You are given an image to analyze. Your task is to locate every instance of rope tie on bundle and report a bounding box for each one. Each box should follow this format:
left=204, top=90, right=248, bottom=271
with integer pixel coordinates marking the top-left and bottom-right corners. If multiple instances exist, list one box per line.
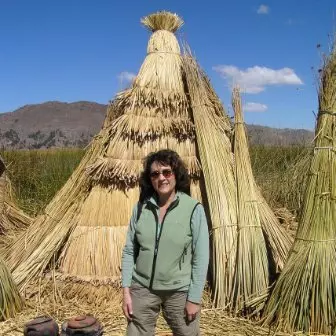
left=210, top=223, right=238, bottom=232
left=147, top=51, right=181, bottom=56
left=314, top=191, right=331, bottom=197
left=319, top=110, right=336, bottom=116
left=210, top=225, right=264, bottom=235
left=131, top=84, right=188, bottom=95
left=296, top=237, right=336, bottom=243
left=237, top=200, right=263, bottom=229
left=313, top=146, right=336, bottom=153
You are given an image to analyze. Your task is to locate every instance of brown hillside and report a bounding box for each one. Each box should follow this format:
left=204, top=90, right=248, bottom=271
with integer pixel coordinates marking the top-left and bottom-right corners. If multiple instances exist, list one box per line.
left=0, top=101, right=106, bottom=149
left=0, top=101, right=313, bottom=149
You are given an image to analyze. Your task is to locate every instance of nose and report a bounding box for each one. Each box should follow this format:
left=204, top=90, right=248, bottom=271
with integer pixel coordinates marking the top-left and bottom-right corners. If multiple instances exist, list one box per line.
left=158, top=173, right=166, bottom=181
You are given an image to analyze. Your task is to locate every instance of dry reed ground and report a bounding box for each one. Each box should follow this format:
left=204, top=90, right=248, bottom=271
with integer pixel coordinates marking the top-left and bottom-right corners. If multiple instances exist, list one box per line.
left=0, top=274, right=321, bottom=336
left=0, top=192, right=300, bottom=335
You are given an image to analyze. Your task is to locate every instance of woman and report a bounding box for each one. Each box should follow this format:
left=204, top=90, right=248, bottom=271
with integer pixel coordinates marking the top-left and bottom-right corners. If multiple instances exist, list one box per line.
left=121, top=149, right=209, bottom=336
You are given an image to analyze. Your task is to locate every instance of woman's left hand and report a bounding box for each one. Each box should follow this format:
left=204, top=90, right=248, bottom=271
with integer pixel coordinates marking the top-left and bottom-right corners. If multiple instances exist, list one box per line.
left=185, top=300, right=200, bottom=322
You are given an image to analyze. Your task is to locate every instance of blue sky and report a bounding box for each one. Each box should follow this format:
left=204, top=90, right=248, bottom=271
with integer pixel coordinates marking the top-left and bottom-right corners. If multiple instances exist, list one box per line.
left=0, top=1, right=335, bottom=130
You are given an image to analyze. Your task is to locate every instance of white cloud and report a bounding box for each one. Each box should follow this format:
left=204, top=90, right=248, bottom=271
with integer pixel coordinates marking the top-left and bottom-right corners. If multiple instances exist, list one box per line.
left=212, top=65, right=303, bottom=94
left=257, top=5, right=269, bottom=14
left=243, top=102, right=268, bottom=112
left=118, top=71, right=136, bottom=83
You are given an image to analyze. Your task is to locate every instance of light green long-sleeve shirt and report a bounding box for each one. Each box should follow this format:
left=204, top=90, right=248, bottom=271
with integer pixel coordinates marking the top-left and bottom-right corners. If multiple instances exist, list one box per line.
left=121, top=192, right=209, bottom=303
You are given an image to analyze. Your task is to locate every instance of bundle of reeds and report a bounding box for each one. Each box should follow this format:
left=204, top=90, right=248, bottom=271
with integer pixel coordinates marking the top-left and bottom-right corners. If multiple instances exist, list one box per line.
left=231, top=87, right=270, bottom=312
left=256, top=192, right=293, bottom=272
left=231, top=88, right=293, bottom=314
left=232, top=87, right=293, bottom=272
left=0, top=256, right=23, bottom=320
left=182, top=51, right=238, bottom=308
left=263, top=41, right=336, bottom=334
left=182, top=53, right=291, bottom=312
left=0, top=156, right=31, bottom=236
left=3, top=12, right=211, bottom=294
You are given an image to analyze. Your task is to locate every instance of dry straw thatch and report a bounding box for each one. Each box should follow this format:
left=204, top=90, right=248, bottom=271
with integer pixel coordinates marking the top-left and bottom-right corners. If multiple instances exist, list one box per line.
left=231, top=88, right=292, bottom=314
left=0, top=157, right=29, bottom=320
left=232, top=88, right=270, bottom=312
left=0, top=155, right=31, bottom=239
left=0, top=278, right=301, bottom=336
left=0, top=257, right=23, bottom=322
left=263, top=40, right=336, bottom=334
left=3, top=11, right=209, bottom=294
left=232, top=88, right=294, bottom=270
left=182, top=52, right=237, bottom=309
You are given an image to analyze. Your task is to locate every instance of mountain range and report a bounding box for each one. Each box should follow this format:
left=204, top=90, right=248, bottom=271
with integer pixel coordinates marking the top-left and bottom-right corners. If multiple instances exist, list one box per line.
left=0, top=101, right=314, bottom=149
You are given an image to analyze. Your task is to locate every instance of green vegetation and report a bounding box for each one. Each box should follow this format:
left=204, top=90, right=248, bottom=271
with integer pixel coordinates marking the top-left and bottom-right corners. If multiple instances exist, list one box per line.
left=1, top=146, right=309, bottom=217
left=1, top=148, right=84, bottom=215
left=251, top=145, right=310, bottom=214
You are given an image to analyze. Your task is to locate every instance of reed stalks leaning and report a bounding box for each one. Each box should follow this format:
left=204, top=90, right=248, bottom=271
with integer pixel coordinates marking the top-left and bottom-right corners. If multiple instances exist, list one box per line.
left=0, top=156, right=31, bottom=252
left=182, top=52, right=238, bottom=309
left=0, top=257, right=23, bottom=321
left=263, top=39, right=336, bottom=334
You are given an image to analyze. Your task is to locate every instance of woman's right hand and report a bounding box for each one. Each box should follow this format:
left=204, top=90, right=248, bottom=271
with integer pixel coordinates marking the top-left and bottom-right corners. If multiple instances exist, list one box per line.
left=122, top=287, right=133, bottom=321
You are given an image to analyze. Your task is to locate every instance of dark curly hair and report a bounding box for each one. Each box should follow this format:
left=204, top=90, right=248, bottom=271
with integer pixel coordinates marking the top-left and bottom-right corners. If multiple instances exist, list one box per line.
left=139, top=149, right=190, bottom=202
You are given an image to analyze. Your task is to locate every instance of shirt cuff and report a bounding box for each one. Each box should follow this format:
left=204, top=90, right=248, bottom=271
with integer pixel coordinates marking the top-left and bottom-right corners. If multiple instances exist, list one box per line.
left=187, top=287, right=202, bottom=304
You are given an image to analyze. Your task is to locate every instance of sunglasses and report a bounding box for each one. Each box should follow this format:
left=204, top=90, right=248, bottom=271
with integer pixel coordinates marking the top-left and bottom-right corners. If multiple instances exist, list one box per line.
left=150, top=169, right=174, bottom=179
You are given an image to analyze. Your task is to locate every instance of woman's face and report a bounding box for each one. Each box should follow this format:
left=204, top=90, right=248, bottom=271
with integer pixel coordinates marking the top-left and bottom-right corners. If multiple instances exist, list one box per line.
left=149, top=161, right=176, bottom=198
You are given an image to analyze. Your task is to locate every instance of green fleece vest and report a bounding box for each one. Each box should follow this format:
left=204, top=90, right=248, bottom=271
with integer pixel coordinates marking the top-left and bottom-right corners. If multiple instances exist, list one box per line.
left=133, top=193, right=199, bottom=290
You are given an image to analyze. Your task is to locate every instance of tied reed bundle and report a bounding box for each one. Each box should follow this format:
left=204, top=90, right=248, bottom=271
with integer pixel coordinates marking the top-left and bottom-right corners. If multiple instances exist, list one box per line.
left=256, top=193, right=293, bottom=272
left=231, top=88, right=270, bottom=313
left=141, top=10, right=183, bottom=33
left=0, top=257, right=23, bottom=320
left=4, top=12, right=204, bottom=295
left=232, top=90, right=292, bottom=275
left=263, top=40, right=336, bottom=334
left=0, top=156, right=31, bottom=246
left=182, top=51, right=237, bottom=309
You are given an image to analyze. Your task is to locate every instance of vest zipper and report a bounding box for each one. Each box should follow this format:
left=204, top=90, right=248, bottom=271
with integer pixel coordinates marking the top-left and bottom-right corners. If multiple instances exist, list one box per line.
left=149, top=199, right=178, bottom=289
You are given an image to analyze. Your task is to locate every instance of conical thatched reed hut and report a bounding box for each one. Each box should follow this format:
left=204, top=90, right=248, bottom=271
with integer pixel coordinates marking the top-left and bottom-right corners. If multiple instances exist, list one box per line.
left=0, top=155, right=31, bottom=236
left=263, top=41, right=336, bottom=334
left=4, top=12, right=231, bottom=295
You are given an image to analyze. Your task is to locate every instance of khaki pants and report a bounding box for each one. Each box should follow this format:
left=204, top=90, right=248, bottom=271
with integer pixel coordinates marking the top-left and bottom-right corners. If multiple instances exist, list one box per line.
left=126, top=282, right=200, bottom=336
